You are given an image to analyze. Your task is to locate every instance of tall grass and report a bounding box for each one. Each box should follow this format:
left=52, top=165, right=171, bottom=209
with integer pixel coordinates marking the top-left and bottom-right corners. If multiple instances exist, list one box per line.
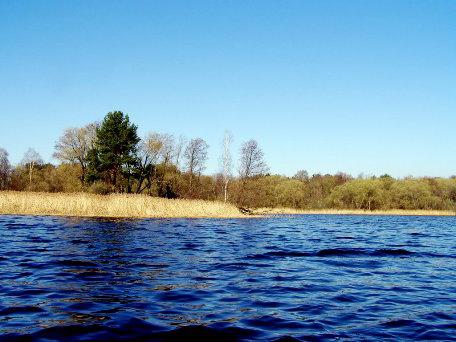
left=0, top=191, right=244, bottom=218
left=1, top=191, right=454, bottom=219
left=252, top=207, right=456, bottom=216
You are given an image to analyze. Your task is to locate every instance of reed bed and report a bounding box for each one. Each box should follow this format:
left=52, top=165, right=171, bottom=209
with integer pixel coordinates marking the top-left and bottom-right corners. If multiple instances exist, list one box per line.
left=252, top=207, right=456, bottom=216
left=0, top=191, right=244, bottom=218
left=1, top=192, right=454, bottom=219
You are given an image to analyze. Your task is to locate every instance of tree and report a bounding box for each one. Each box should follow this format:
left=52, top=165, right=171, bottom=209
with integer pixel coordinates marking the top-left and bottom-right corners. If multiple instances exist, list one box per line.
left=142, top=133, right=164, bottom=166
left=184, top=138, right=208, bottom=195
left=142, top=132, right=175, bottom=166
left=239, top=139, right=268, bottom=179
left=140, top=132, right=177, bottom=195
left=21, top=148, right=43, bottom=191
left=174, top=135, right=186, bottom=170
left=53, top=123, right=98, bottom=184
left=236, top=139, right=268, bottom=206
left=135, top=140, right=155, bottom=195
left=293, top=170, right=309, bottom=182
left=0, top=148, right=11, bottom=190
left=87, top=111, right=140, bottom=192
left=220, top=131, right=233, bottom=202
left=159, top=134, right=175, bottom=165
left=185, top=138, right=209, bottom=177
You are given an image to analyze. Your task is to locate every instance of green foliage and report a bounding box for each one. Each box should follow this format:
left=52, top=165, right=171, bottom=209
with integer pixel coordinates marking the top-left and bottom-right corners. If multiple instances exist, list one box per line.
left=87, top=181, right=111, bottom=195
left=328, top=179, right=389, bottom=210
left=87, top=111, right=140, bottom=192
left=389, top=179, right=443, bottom=210
left=10, top=163, right=83, bottom=193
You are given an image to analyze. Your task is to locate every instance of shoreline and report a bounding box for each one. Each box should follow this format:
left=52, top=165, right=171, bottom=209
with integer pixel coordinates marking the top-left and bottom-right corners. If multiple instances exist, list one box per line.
left=252, top=207, right=456, bottom=217
left=0, top=191, right=455, bottom=219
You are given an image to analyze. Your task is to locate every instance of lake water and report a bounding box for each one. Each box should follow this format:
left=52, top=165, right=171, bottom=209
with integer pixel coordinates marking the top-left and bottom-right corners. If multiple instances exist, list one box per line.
left=0, top=215, right=455, bottom=341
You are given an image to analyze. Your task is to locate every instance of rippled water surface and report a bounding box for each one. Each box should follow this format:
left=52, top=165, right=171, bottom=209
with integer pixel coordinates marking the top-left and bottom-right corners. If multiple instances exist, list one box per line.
left=0, top=215, right=455, bottom=341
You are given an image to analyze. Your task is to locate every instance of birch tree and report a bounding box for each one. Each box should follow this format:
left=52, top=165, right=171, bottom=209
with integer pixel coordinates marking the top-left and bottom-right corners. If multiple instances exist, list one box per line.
left=220, top=131, right=233, bottom=202
left=21, top=148, right=43, bottom=191
left=0, top=148, right=10, bottom=190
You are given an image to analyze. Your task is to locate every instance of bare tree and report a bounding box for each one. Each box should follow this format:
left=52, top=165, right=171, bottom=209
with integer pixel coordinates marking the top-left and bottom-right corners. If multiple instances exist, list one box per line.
left=239, top=139, right=268, bottom=179
left=220, top=131, right=233, bottom=202
left=174, top=135, right=186, bottom=170
left=21, top=148, right=43, bottom=191
left=159, top=134, right=175, bottom=165
left=53, top=123, right=98, bottom=184
left=293, top=170, right=309, bottom=182
left=0, top=148, right=11, bottom=190
left=135, top=143, right=154, bottom=195
left=184, top=138, right=209, bottom=194
left=142, top=132, right=165, bottom=165
left=140, top=133, right=177, bottom=195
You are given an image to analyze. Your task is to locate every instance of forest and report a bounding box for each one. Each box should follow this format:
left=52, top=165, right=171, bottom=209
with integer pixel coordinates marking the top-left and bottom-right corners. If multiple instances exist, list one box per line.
left=1, top=111, right=456, bottom=211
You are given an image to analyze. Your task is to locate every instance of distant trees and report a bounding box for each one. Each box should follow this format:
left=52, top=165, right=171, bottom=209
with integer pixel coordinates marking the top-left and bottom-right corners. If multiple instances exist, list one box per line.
left=293, top=170, right=309, bottom=182
left=21, top=148, right=43, bottom=191
left=328, top=179, right=387, bottom=210
left=0, top=148, right=11, bottom=190
left=86, top=111, right=140, bottom=192
left=53, top=123, right=98, bottom=184
left=3, top=110, right=456, bottom=212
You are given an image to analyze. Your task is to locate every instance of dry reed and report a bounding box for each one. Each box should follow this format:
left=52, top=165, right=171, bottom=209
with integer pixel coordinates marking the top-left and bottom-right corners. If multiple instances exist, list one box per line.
left=1, top=192, right=455, bottom=219
left=252, top=207, right=456, bottom=217
left=0, top=191, right=244, bottom=218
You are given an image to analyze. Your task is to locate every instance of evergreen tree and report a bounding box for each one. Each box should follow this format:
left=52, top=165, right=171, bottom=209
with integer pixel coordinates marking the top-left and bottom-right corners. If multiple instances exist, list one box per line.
left=87, top=111, right=140, bottom=192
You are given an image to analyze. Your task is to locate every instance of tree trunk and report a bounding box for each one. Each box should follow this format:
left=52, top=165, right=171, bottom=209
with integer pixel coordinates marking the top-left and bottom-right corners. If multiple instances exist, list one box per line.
left=224, top=179, right=228, bottom=202
left=28, top=162, right=34, bottom=191
left=80, top=164, right=86, bottom=185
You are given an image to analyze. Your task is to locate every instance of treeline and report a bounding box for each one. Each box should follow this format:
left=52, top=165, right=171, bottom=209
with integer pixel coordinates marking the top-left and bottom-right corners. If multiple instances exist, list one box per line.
left=1, top=111, right=456, bottom=211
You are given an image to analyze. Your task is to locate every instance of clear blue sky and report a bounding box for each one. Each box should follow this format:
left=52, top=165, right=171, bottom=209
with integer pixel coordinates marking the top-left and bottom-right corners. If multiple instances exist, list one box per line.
left=1, top=0, right=455, bottom=177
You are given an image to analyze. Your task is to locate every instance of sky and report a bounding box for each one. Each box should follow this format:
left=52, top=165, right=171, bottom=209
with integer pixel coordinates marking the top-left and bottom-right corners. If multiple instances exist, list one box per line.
left=0, top=0, right=455, bottom=178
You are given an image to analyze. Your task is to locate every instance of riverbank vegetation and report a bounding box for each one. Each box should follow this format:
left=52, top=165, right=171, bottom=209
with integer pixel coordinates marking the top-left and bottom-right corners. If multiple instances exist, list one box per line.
left=0, top=191, right=244, bottom=218
left=1, top=111, right=456, bottom=215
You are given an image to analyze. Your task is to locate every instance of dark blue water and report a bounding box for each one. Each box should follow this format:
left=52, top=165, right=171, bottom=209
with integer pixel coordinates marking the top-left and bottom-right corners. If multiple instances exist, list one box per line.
left=0, top=215, right=455, bottom=341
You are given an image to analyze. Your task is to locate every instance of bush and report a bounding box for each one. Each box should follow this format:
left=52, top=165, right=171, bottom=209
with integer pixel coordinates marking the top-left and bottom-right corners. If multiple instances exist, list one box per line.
left=87, top=181, right=111, bottom=195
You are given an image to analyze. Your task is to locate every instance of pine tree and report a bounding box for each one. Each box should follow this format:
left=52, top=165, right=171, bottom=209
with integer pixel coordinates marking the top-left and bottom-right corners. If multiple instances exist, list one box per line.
left=87, top=111, right=140, bottom=192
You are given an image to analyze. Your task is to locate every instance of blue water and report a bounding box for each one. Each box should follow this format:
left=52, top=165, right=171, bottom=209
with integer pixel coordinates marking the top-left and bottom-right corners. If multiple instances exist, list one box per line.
left=0, top=215, right=455, bottom=341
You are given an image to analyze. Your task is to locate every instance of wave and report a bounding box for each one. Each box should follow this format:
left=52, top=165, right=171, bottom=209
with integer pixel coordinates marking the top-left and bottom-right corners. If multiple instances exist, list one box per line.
left=0, top=320, right=262, bottom=342
left=53, top=260, right=98, bottom=267
left=0, top=306, right=45, bottom=316
left=249, top=248, right=416, bottom=259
